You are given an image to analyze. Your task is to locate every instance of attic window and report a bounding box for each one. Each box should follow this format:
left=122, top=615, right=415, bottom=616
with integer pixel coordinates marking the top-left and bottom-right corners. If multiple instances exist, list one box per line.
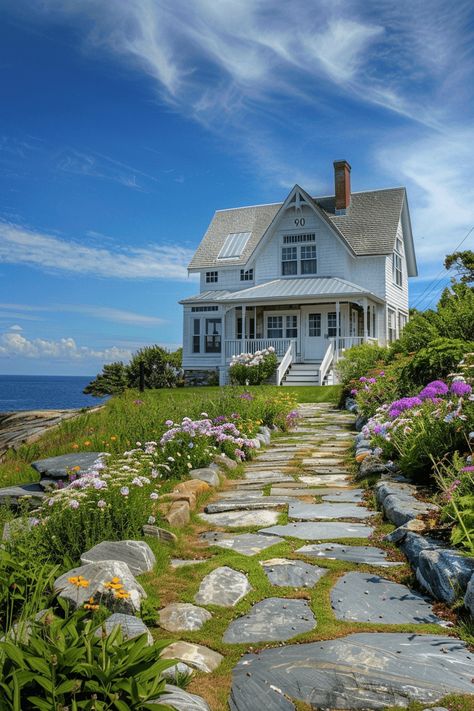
left=217, top=232, right=251, bottom=260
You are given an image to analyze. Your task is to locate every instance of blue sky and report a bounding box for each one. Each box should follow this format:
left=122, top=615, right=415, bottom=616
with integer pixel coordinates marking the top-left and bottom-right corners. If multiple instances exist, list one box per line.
left=0, top=0, right=473, bottom=375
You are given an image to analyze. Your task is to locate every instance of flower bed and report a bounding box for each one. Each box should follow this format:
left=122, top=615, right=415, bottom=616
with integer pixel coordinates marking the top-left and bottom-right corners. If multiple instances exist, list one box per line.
left=229, top=347, right=278, bottom=385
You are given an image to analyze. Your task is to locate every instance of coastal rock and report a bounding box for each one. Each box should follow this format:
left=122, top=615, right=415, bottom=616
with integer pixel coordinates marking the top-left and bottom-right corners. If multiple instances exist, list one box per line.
left=356, top=454, right=387, bottom=479
left=80, top=540, right=156, bottom=576
left=157, top=685, right=211, bottom=711
left=399, top=532, right=440, bottom=568
left=189, top=468, right=220, bottom=487
left=96, top=613, right=153, bottom=644
left=213, top=453, right=238, bottom=470
left=54, top=560, right=145, bottom=613
left=160, top=642, right=223, bottom=673
left=159, top=603, right=212, bottom=632
left=416, top=548, right=474, bottom=604
left=464, top=575, right=474, bottom=616
left=142, top=524, right=177, bottom=543
left=31, top=452, right=102, bottom=479
left=0, top=483, right=45, bottom=508
left=194, top=566, right=251, bottom=607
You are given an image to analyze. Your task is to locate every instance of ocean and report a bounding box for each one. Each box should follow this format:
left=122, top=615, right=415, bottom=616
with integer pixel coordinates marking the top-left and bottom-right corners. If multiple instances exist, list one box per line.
left=0, top=375, right=107, bottom=412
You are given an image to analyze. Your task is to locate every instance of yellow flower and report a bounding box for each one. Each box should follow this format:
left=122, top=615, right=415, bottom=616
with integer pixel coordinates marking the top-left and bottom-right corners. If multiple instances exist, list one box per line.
left=84, top=440, right=91, bottom=446
left=72, top=444, right=79, bottom=450
left=84, top=596, right=99, bottom=611
left=110, top=436, right=117, bottom=441
left=114, top=590, right=130, bottom=600
left=68, top=575, right=90, bottom=588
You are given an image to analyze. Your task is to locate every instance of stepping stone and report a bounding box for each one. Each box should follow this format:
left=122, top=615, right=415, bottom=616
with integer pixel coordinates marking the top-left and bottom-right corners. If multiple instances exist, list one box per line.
left=244, top=472, right=293, bottom=482
left=31, top=452, right=102, bottom=478
left=159, top=684, right=211, bottom=710
left=223, top=598, right=316, bottom=643
left=321, top=489, right=364, bottom=502
left=54, top=561, right=145, bottom=613
left=80, top=540, right=155, bottom=576
left=261, top=558, right=326, bottom=587
left=161, top=641, right=223, bottom=673
left=297, top=543, right=402, bottom=567
left=331, top=572, right=443, bottom=625
left=195, top=566, right=251, bottom=607
left=260, top=522, right=374, bottom=540
left=299, top=475, right=349, bottom=486
left=205, top=497, right=293, bottom=513
left=199, top=509, right=280, bottom=528
left=171, top=559, right=208, bottom=568
left=228, top=634, right=474, bottom=710
left=96, top=613, right=153, bottom=644
left=288, top=502, right=374, bottom=521
left=159, top=603, right=212, bottom=631
left=218, top=490, right=264, bottom=499
left=201, top=532, right=282, bottom=556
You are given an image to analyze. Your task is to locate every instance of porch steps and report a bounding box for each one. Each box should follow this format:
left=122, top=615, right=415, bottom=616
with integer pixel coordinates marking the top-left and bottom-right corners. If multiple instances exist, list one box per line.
left=282, top=363, right=320, bottom=387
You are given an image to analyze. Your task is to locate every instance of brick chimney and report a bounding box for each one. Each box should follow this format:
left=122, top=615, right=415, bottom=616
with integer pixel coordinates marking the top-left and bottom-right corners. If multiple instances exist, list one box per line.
left=334, top=160, right=351, bottom=213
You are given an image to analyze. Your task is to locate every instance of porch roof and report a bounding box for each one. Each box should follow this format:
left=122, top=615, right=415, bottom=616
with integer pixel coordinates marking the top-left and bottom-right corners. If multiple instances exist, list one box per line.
left=181, top=277, right=382, bottom=305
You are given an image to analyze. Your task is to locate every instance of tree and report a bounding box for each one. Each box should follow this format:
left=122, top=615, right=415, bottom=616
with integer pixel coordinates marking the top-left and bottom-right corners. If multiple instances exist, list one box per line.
left=83, top=346, right=183, bottom=397
left=444, top=249, right=474, bottom=285
left=83, top=362, right=128, bottom=397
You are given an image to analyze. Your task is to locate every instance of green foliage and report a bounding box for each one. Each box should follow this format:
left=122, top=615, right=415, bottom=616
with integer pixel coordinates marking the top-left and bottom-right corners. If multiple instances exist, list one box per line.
left=432, top=452, right=474, bottom=553
left=0, top=606, right=175, bottom=710
left=85, top=345, right=183, bottom=397
left=0, top=540, right=60, bottom=635
left=335, top=343, right=389, bottom=388
left=444, top=249, right=474, bottom=285
left=402, top=337, right=474, bottom=387
left=389, top=311, right=441, bottom=356
left=436, top=282, right=474, bottom=341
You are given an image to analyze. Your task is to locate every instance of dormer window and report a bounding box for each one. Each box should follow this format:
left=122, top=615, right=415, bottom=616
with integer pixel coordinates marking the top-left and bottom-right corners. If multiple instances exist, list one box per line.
left=240, top=268, right=254, bottom=281
left=205, top=271, right=218, bottom=283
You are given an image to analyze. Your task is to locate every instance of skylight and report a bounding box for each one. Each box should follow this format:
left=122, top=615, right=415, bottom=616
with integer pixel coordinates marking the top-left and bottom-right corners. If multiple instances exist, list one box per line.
left=217, top=232, right=251, bottom=260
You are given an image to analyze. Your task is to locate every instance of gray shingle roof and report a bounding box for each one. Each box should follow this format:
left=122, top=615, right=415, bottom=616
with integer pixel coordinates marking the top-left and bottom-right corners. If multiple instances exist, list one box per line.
left=188, top=188, right=406, bottom=270
left=180, top=277, right=382, bottom=305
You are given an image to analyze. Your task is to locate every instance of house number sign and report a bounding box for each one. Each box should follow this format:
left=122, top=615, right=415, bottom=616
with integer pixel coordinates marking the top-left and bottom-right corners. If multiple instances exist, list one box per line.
left=294, top=218, right=305, bottom=226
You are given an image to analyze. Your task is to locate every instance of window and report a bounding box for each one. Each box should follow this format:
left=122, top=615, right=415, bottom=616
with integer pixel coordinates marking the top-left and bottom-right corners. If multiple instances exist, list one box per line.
left=399, top=312, right=407, bottom=332
left=205, top=318, right=222, bottom=353
left=191, top=305, right=218, bottom=312
left=286, top=315, right=298, bottom=338
left=217, top=232, right=251, bottom=260
left=327, top=312, right=339, bottom=338
left=301, top=244, right=317, bottom=274
left=308, top=313, right=321, bottom=337
left=205, top=271, right=218, bottom=283
left=393, top=237, right=403, bottom=287
left=240, top=268, right=254, bottom=281
left=282, top=246, right=297, bottom=275
left=388, top=308, right=396, bottom=343
left=267, top=315, right=283, bottom=338
left=283, top=233, right=315, bottom=244
left=192, top=319, right=200, bottom=353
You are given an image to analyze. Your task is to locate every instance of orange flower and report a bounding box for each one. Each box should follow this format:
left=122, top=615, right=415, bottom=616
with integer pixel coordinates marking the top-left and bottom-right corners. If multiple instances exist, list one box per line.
left=114, top=590, right=130, bottom=600
left=84, top=596, right=99, bottom=611
left=110, top=436, right=117, bottom=441
left=84, top=440, right=91, bottom=446
left=68, top=575, right=89, bottom=588
left=72, top=444, right=79, bottom=450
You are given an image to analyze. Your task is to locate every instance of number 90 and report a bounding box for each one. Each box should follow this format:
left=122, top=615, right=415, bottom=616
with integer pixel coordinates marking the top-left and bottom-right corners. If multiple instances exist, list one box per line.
left=294, top=218, right=305, bottom=226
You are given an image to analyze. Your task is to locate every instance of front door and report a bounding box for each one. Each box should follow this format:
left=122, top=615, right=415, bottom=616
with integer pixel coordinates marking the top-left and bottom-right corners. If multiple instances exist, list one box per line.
left=303, top=309, right=326, bottom=361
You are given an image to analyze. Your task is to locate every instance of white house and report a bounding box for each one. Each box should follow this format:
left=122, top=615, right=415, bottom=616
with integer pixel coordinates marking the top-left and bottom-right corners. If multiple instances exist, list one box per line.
left=180, top=160, right=417, bottom=386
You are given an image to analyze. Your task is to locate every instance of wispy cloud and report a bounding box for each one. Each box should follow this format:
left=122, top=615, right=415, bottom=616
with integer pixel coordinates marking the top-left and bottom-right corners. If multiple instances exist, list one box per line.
left=0, top=302, right=166, bottom=327
left=0, top=330, right=133, bottom=362
left=0, top=221, right=195, bottom=280
left=56, top=148, right=160, bottom=191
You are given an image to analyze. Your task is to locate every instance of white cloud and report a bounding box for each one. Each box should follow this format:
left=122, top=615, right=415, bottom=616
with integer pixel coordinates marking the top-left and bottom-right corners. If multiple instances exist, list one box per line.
left=0, top=222, right=195, bottom=280
left=0, top=331, right=133, bottom=362
left=56, top=148, right=160, bottom=191
left=0, top=303, right=166, bottom=327
left=9, top=324, right=23, bottom=331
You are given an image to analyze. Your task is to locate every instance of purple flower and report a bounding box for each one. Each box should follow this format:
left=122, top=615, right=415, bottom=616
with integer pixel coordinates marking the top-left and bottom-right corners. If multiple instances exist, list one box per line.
left=359, top=376, right=368, bottom=382
left=69, top=499, right=80, bottom=510
left=420, top=380, right=448, bottom=399
left=350, top=389, right=357, bottom=396
left=379, top=371, right=385, bottom=376
left=388, top=396, right=422, bottom=419
left=461, top=466, right=474, bottom=473
left=368, top=378, right=376, bottom=384
left=239, top=392, right=254, bottom=401
left=134, top=399, right=144, bottom=406
left=450, top=381, right=472, bottom=397
left=165, top=419, right=174, bottom=427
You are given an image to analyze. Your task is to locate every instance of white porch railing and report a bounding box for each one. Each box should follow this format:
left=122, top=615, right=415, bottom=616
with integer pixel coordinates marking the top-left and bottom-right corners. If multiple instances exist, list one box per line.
left=319, top=340, right=335, bottom=385
left=276, top=340, right=296, bottom=386
left=225, top=338, right=293, bottom=359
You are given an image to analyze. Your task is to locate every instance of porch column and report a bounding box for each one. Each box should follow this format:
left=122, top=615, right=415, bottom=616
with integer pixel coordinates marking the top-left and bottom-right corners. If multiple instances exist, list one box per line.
left=241, top=304, right=246, bottom=351
left=336, top=300, right=340, bottom=361
left=221, top=308, right=226, bottom=366
left=363, top=298, right=368, bottom=342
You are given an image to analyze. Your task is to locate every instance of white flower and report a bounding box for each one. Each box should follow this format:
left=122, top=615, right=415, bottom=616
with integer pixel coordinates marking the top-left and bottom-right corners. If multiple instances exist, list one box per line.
left=120, top=486, right=129, bottom=496
left=150, top=492, right=159, bottom=500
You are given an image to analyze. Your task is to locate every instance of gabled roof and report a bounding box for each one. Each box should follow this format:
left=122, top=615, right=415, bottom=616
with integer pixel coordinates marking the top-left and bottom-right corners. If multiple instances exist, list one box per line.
left=180, top=277, right=383, bottom=305
left=188, top=187, right=408, bottom=271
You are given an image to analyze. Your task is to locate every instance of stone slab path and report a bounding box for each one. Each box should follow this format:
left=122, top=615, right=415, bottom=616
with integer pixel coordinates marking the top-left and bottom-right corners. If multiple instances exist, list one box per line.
left=157, top=402, right=473, bottom=710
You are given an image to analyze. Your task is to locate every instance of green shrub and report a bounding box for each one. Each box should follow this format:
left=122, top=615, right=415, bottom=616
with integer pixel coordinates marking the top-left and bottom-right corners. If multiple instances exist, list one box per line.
left=346, top=355, right=414, bottom=418
left=389, top=310, right=441, bottom=356
left=401, top=337, right=474, bottom=387
left=432, top=453, right=474, bottom=553
left=336, top=343, right=389, bottom=388
left=0, top=606, right=175, bottom=710
left=229, top=349, right=278, bottom=385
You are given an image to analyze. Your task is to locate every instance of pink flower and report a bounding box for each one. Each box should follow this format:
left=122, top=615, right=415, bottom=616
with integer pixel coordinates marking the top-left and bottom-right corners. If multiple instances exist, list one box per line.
left=69, top=499, right=80, bottom=510
left=97, top=499, right=106, bottom=509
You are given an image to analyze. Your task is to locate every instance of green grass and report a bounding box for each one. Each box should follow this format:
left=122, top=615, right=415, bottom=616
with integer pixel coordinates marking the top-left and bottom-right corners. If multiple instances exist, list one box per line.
left=0, top=385, right=341, bottom=488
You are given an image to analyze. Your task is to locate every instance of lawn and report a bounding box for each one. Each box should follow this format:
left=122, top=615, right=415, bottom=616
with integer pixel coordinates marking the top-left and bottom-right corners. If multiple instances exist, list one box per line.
left=0, top=385, right=341, bottom=488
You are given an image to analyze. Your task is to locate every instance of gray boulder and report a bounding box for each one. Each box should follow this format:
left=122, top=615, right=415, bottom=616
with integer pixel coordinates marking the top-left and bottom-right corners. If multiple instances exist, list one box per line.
left=399, top=532, right=440, bottom=568
left=382, top=494, right=438, bottom=528
left=416, top=549, right=474, bottom=604
left=356, top=455, right=387, bottom=480
left=0, top=484, right=45, bottom=508
left=355, top=414, right=367, bottom=431
left=80, top=540, right=156, bottom=576
left=31, top=452, right=103, bottom=478
left=189, top=468, right=220, bottom=487
left=465, top=575, right=474, bottom=616
left=214, top=453, right=238, bottom=470
left=156, top=684, right=211, bottom=710
left=54, top=560, right=146, bottom=613
left=258, top=426, right=272, bottom=445
left=96, top=613, right=153, bottom=644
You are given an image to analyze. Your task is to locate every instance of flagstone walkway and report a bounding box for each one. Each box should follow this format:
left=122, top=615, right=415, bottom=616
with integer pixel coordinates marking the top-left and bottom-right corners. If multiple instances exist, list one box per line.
left=161, top=404, right=474, bottom=711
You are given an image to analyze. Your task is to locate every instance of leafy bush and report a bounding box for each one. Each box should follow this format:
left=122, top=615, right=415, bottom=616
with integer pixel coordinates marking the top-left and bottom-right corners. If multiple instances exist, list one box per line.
left=433, top=452, right=474, bottom=553
left=336, top=343, right=389, bottom=387
left=0, top=606, right=175, bottom=710
left=401, top=337, right=474, bottom=387
left=229, top=347, right=278, bottom=385
left=346, top=355, right=414, bottom=418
